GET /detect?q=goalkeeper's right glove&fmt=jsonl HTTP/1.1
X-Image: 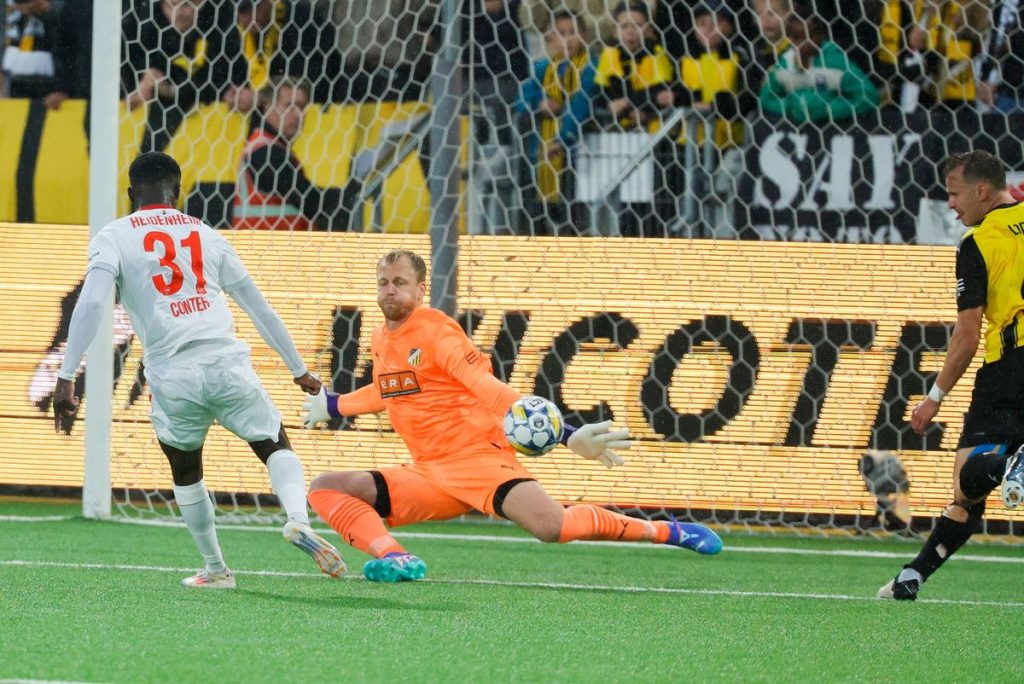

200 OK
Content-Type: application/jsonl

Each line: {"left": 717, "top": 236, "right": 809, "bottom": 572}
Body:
{"left": 302, "top": 386, "right": 341, "bottom": 428}
{"left": 565, "top": 420, "right": 632, "bottom": 468}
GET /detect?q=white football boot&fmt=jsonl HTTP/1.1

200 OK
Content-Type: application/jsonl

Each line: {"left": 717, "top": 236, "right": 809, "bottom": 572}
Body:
{"left": 181, "top": 567, "right": 236, "bottom": 589}
{"left": 283, "top": 521, "right": 347, "bottom": 578}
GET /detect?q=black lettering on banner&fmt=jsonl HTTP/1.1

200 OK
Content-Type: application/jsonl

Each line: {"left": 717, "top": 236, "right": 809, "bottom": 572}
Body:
{"left": 737, "top": 113, "right": 923, "bottom": 242}
{"left": 31, "top": 280, "right": 144, "bottom": 434}
{"left": 458, "top": 309, "right": 531, "bottom": 381}
{"left": 457, "top": 310, "right": 483, "bottom": 338}
{"left": 534, "top": 313, "right": 639, "bottom": 425}
{"left": 457, "top": 309, "right": 487, "bottom": 367}
{"left": 872, "top": 322, "right": 952, "bottom": 451}
{"left": 491, "top": 312, "right": 530, "bottom": 383}
{"left": 642, "top": 316, "right": 759, "bottom": 442}
{"left": 16, "top": 100, "right": 46, "bottom": 222}
{"left": 784, "top": 320, "right": 875, "bottom": 447}
{"left": 328, "top": 307, "right": 375, "bottom": 430}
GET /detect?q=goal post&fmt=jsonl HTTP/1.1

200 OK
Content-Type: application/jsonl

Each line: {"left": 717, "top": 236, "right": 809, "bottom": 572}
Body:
{"left": 81, "top": 0, "right": 124, "bottom": 520}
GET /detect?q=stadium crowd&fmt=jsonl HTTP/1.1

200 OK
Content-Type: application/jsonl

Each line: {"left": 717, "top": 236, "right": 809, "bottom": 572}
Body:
{"left": 2, "top": 0, "right": 1023, "bottom": 238}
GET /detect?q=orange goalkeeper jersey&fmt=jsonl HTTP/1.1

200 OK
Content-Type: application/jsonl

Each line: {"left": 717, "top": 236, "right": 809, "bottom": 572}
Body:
{"left": 341, "top": 307, "right": 520, "bottom": 461}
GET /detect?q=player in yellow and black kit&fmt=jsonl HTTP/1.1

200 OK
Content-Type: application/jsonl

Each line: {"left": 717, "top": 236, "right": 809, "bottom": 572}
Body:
{"left": 594, "top": 1, "right": 673, "bottom": 238}
{"left": 879, "top": 150, "right": 1024, "bottom": 601}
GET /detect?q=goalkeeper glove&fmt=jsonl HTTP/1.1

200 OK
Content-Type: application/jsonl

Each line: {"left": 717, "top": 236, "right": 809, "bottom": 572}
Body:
{"left": 565, "top": 420, "right": 632, "bottom": 468}
{"left": 302, "top": 386, "right": 341, "bottom": 428}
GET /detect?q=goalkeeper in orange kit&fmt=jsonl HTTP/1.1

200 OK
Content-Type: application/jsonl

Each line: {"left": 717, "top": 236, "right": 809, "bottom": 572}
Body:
{"left": 302, "top": 249, "right": 722, "bottom": 582}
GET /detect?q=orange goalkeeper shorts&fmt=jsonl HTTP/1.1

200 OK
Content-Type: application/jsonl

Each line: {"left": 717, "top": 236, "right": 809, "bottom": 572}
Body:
{"left": 375, "top": 444, "right": 536, "bottom": 527}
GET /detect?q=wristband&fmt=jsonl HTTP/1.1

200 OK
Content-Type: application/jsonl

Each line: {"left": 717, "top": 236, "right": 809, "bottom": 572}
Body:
{"left": 927, "top": 384, "right": 947, "bottom": 403}
{"left": 325, "top": 390, "right": 342, "bottom": 420}
{"left": 560, "top": 423, "right": 577, "bottom": 447}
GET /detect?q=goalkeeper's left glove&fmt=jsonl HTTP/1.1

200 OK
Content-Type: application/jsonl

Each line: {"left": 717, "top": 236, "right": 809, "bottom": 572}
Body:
{"left": 564, "top": 420, "right": 632, "bottom": 468}
{"left": 302, "top": 386, "right": 341, "bottom": 428}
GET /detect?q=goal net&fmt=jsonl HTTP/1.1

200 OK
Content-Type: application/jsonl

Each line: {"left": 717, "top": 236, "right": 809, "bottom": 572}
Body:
{"left": 3, "top": 0, "right": 1024, "bottom": 540}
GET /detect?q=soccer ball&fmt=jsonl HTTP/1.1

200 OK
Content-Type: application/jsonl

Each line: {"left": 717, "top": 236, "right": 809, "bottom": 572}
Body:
{"left": 504, "top": 395, "right": 564, "bottom": 457}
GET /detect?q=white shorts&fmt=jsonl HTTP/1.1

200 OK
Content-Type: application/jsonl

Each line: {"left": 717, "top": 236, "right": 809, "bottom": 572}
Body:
{"left": 144, "top": 340, "right": 282, "bottom": 451}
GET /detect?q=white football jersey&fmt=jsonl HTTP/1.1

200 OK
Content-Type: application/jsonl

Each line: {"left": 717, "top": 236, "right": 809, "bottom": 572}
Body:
{"left": 87, "top": 206, "right": 250, "bottom": 367}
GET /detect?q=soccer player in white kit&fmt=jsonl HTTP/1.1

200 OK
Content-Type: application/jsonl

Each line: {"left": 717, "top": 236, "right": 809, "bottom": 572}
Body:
{"left": 52, "top": 152, "right": 345, "bottom": 588}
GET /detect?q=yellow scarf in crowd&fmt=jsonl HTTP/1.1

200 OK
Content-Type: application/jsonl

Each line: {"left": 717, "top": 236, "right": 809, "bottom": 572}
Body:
{"left": 240, "top": 2, "right": 283, "bottom": 89}
{"left": 171, "top": 37, "right": 208, "bottom": 76}
{"left": 537, "top": 51, "right": 590, "bottom": 201}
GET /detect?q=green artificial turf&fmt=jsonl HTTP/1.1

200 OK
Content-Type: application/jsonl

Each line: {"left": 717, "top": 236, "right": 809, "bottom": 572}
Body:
{"left": 1, "top": 499, "right": 1021, "bottom": 682}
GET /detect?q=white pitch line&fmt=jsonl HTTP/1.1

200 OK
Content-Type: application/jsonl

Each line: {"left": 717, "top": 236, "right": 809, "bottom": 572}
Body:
{"left": 0, "top": 515, "right": 75, "bottom": 522}
{"left": 0, "top": 680, "right": 104, "bottom": 684}
{"left": 0, "top": 559, "right": 318, "bottom": 579}
{"left": 1, "top": 558, "right": 1022, "bottom": 609}
{"left": 5, "top": 514, "right": 1024, "bottom": 565}
{"left": 392, "top": 531, "right": 1024, "bottom": 565}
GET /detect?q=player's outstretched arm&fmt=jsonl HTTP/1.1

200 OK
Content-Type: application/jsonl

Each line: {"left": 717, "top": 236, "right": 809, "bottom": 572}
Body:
{"left": 302, "top": 385, "right": 385, "bottom": 428}
{"left": 910, "top": 306, "right": 982, "bottom": 435}
{"left": 53, "top": 269, "right": 117, "bottom": 433}
{"left": 563, "top": 421, "right": 632, "bottom": 468}
{"left": 227, "top": 278, "right": 312, "bottom": 389}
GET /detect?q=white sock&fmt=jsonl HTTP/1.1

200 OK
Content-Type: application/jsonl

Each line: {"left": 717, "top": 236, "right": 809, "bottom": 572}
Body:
{"left": 173, "top": 480, "right": 227, "bottom": 574}
{"left": 267, "top": 450, "right": 310, "bottom": 525}
{"left": 897, "top": 567, "right": 923, "bottom": 584}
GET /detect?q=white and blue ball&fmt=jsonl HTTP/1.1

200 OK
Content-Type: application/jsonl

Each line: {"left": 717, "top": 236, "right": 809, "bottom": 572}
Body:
{"left": 504, "top": 395, "right": 563, "bottom": 457}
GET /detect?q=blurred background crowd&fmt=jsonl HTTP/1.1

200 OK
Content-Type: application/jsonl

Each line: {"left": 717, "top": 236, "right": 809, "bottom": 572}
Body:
{"left": 3, "top": 0, "right": 1022, "bottom": 240}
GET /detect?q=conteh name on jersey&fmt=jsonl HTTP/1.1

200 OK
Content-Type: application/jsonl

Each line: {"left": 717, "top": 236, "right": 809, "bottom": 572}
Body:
{"left": 169, "top": 295, "right": 211, "bottom": 318}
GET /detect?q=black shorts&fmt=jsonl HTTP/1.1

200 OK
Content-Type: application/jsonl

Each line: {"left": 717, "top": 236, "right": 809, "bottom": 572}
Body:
{"left": 958, "top": 347, "right": 1024, "bottom": 448}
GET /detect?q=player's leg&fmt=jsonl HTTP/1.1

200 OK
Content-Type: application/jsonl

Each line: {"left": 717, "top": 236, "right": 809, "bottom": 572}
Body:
{"left": 159, "top": 441, "right": 235, "bottom": 589}
{"left": 878, "top": 443, "right": 1012, "bottom": 600}
{"left": 309, "top": 466, "right": 471, "bottom": 581}
{"left": 212, "top": 361, "right": 309, "bottom": 525}
{"left": 307, "top": 470, "right": 408, "bottom": 559}
{"left": 879, "top": 359, "right": 1021, "bottom": 600}
{"left": 248, "top": 426, "right": 311, "bottom": 525}
{"left": 247, "top": 427, "right": 347, "bottom": 578}
{"left": 147, "top": 363, "right": 234, "bottom": 588}
{"left": 498, "top": 480, "right": 722, "bottom": 554}
{"left": 208, "top": 356, "right": 345, "bottom": 577}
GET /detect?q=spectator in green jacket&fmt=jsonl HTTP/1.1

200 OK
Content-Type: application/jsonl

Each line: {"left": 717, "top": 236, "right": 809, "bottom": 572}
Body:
{"left": 758, "top": 0, "right": 879, "bottom": 124}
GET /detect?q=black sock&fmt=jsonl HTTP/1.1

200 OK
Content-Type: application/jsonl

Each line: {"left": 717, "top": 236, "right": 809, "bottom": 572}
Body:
{"left": 907, "top": 512, "right": 979, "bottom": 580}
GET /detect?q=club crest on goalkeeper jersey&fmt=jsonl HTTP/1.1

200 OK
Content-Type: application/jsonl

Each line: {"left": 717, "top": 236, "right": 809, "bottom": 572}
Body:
{"left": 86, "top": 205, "right": 251, "bottom": 367}
{"left": 370, "top": 307, "right": 504, "bottom": 460}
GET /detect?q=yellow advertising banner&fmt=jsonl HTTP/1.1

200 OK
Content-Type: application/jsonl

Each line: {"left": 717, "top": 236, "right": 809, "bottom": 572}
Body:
{"left": 0, "top": 225, "right": 1020, "bottom": 523}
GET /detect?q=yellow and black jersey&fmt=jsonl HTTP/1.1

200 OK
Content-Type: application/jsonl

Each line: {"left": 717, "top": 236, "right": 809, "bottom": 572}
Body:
{"left": 676, "top": 42, "right": 749, "bottom": 148}
{"left": 957, "top": 201, "right": 1024, "bottom": 362}
{"left": 878, "top": 0, "right": 924, "bottom": 66}
{"left": 595, "top": 42, "right": 672, "bottom": 132}
{"left": 930, "top": 2, "right": 980, "bottom": 103}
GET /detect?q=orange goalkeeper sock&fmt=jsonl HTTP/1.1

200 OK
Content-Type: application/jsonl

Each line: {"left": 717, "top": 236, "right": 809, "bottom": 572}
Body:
{"left": 557, "top": 504, "right": 670, "bottom": 544}
{"left": 308, "top": 489, "right": 406, "bottom": 559}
